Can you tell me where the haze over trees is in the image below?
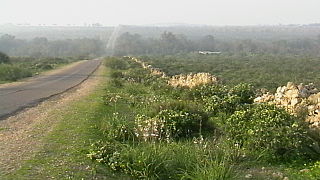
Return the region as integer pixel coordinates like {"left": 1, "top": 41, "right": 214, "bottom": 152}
{"left": 0, "top": 34, "right": 105, "bottom": 58}
{"left": 0, "top": 51, "right": 10, "bottom": 63}
{"left": 108, "top": 24, "right": 320, "bottom": 56}
{"left": 1, "top": 24, "right": 320, "bottom": 57}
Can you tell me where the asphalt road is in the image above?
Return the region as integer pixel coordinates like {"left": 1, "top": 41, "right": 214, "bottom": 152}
{"left": 0, "top": 59, "right": 101, "bottom": 119}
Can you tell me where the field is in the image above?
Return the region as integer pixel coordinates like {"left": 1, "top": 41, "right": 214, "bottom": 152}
{"left": 139, "top": 53, "right": 320, "bottom": 91}
{"left": 86, "top": 57, "right": 320, "bottom": 179}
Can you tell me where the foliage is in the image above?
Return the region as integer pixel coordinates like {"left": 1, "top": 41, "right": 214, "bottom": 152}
{"left": 141, "top": 54, "right": 320, "bottom": 90}
{"left": 105, "top": 57, "right": 129, "bottom": 70}
{"left": 225, "top": 104, "right": 312, "bottom": 160}
{"left": 229, "top": 83, "right": 255, "bottom": 104}
{"left": 191, "top": 83, "right": 254, "bottom": 115}
{"left": 0, "top": 51, "right": 10, "bottom": 64}
{"left": 0, "top": 34, "right": 105, "bottom": 58}
{"left": 0, "top": 64, "right": 32, "bottom": 81}
{"left": 89, "top": 57, "right": 319, "bottom": 179}
{"left": 0, "top": 57, "right": 75, "bottom": 83}
{"left": 135, "top": 109, "right": 206, "bottom": 141}
{"left": 305, "top": 161, "right": 320, "bottom": 179}
{"left": 88, "top": 141, "right": 234, "bottom": 180}
{"left": 110, "top": 26, "right": 320, "bottom": 56}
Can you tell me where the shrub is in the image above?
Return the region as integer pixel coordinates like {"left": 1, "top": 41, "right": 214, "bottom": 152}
{"left": 123, "top": 68, "right": 152, "bottom": 84}
{"left": 156, "top": 109, "right": 203, "bottom": 139}
{"left": 229, "top": 83, "right": 255, "bottom": 104}
{"left": 105, "top": 57, "right": 128, "bottom": 70}
{"left": 190, "top": 84, "right": 228, "bottom": 101}
{"left": 192, "top": 83, "right": 254, "bottom": 115}
{"left": 135, "top": 106, "right": 211, "bottom": 141}
{"left": 110, "top": 71, "right": 124, "bottom": 79}
{"left": 0, "top": 64, "right": 32, "bottom": 81}
{"left": 225, "top": 104, "right": 312, "bottom": 160}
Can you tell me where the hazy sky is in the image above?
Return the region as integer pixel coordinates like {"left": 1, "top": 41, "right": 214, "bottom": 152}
{"left": 1, "top": 0, "right": 319, "bottom": 26}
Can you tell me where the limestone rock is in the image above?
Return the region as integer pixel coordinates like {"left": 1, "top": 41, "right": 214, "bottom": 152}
{"left": 168, "top": 73, "right": 219, "bottom": 88}
{"left": 254, "top": 82, "right": 320, "bottom": 129}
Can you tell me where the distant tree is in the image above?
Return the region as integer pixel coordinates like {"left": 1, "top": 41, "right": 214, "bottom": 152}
{"left": 0, "top": 34, "right": 16, "bottom": 53}
{"left": 199, "top": 35, "right": 215, "bottom": 51}
{"left": 0, "top": 52, "right": 10, "bottom": 63}
{"left": 114, "top": 32, "right": 145, "bottom": 56}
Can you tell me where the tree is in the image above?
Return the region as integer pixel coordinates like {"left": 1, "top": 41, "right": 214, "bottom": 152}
{"left": 0, "top": 52, "right": 10, "bottom": 63}
{"left": 199, "top": 35, "right": 215, "bottom": 51}
{"left": 113, "top": 32, "right": 145, "bottom": 56}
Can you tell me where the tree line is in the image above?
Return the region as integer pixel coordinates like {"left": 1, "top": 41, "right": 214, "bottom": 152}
{"left": 112, "top": 31, "right": 320, "bottom": 56}
{"left": 0, "top": 34, "right": 105, "bottom": 58}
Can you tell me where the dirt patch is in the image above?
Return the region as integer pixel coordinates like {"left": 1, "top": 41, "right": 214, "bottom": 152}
{"left": 0, "top": 64, "right": 105, "bottom": 174}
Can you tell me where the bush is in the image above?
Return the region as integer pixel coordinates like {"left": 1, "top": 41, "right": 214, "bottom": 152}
{"left": 229, "top": 83, "right": 255, "bottom": 104}
{"left": 123, "top": 68, "right": 152, "bottom": 84}
{"left": 158, "top": 109, "right": 204, "bottom": 139}
{"left": 110, "top": 71, "right": 124, "bottom": 79}
{"left": 190, "top": 84, "right": 228, "bottom": 101}
{"left": 225, "top": 104, "right": 312, "bottom": 160}
{"left": 135, "top": 101, "right": 212, "bottom": 141}
{"left": 105, "top": 57, "right": 128, "bottom": 70}
{"left": 192, "top": 83, "right": 255, "bottom": 115}
{"left": 0, "top": 64, "right": 32, "bottom": 81}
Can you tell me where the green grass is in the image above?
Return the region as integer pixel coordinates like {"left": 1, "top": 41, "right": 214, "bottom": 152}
{"left": 3, "top": 57, "right": 319, "bottom": 179}
{"left": 86, "top": 57, "right": 320, "bottom": 180}
{"left": 0, "top": 57, "right": 76, "bottom": 84}
{"left": 1, "top": 69, "right": 130, "bottom": 179}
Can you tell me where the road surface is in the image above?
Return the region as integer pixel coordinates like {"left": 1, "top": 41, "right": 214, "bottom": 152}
{"left": 0, "top": 59, "right": 101, "bottom": 119}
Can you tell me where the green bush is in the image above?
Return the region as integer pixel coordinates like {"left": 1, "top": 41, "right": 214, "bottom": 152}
{"left": 191, "top": 84, "right": 228, "bottom": 100}
{"left": 110, "top": 71, "right": 124, "bottom": 79}
{"left": 191, "top": 83, "right": 254, "bottom": 115}
{"left": 225, "top": 104, "right": 312, "bottom": 160}
{"left": 0, "top": 64, "right": 32, "bottom": 81}
{"left": 156, "top": 109, "right": 204, "bottom": 139}
{"left": 123, "top": 68, "right": 152, "bottom": 84}
{"left": 229, "top": 83, "right": 255, "bottom": 104}
{"left": 105, "top": 57, "right": 129, "bottom": 70}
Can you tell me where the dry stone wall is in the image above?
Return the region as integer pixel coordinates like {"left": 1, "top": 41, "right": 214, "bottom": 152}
{"left": 167, "top": 73, "right": 219, "bottom": 88}
{"left": 254, "top": 82, "right": 320, "bottom": 129}
{"left": 126, "top": 56, "right": 219, "bottom": 88}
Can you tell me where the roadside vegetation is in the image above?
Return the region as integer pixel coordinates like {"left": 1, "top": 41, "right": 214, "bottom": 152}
{"left": 3, "top": 56, "right": 320, "bottom": 179}
{"left": 0, "top": 52, "right": 79, "bottom": 83}
{"left": 1, "top": 66, "right": 129, "bottom": 179}
{"left": 86, "top": 57, "right": 320, "bottom": 179}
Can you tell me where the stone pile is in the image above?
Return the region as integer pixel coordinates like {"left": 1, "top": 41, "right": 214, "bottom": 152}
{"left": 254, "top": 82, "right": 320, "bottom": 128}
{"left": 168, "top": 73, "right": 219, "bottom": 88}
